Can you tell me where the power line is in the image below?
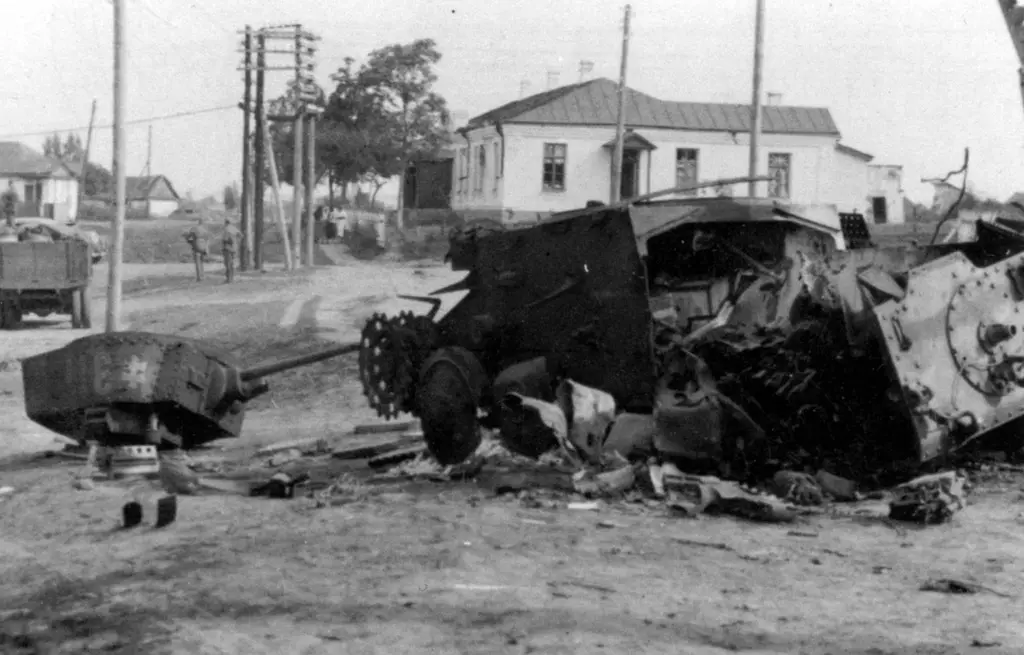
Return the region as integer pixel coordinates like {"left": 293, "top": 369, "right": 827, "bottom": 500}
{"left": 0, "top": 105, "right": 237, "bottom": 140}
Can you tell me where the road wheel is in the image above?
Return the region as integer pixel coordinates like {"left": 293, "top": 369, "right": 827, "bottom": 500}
{"left": 415, "top": 347, "right": 488, "bottom": 465}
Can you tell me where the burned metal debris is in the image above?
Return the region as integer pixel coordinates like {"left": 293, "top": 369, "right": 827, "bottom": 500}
{"left": 21, "top": 192, "right": 1024, "bottom": 502}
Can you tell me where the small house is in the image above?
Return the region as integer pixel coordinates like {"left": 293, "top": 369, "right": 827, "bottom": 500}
{"left": 0, "top": 142, "right": 79, "bottom": 223}
{"left": 125, "top": 175, "right": 181, "bottom": 218}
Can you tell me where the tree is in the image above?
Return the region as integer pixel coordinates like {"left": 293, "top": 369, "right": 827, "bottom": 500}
{"left": 265, "top": 79, "right": 331, "bottom": 188}
{"left": 82, "top": 162, "right": 113, "bottom": 198}
{"left": 42, "top": 133, "right": 63, "bottom": 158}
{"left": 262, "top": 40, "right": 450, "bottom": 205}
{"left": 42, "top": 132, "right": 84, "bottom": 161}
{"left": 357, "top": 38, "right": 450, "bottom": 195}
{"left": 62, "top": 133, "right": 84, "bottom": 161}
{"left": 223, "top": 184, "right": 237, "bottom": 211}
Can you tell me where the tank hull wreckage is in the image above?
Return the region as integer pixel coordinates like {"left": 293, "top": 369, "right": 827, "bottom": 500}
{"left": 20, "top": 190, "right": 1024, "bottom": 481}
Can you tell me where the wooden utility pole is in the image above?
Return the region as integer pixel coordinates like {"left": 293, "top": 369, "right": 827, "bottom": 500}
{"left": 262, "top": 112, "right": 293, "bottom": 270}
{"left": 106, "top": 0, "right": 126, "bottom": 333}
{"left": 253, "top": 32, "right": 266, "bottom": 271}
{"left": 610, "top": 4, "right": 631, "bottom": 204}
{"left": 76, "top": 99, "right": 97, "bottom": 222}
{"left": 240, "top": 25, "right": 253, "bottom": 271}
{"left": 748, "top": 0, "right": 766, "bottom": 197}
{"left": 304, "top": 112, "right": 316, "bottom": 267}
{"left": 291, "top": 24, "right": 304, "bottom": 269}
{"left": 291, "top": 115, "right": 303, "bottom": 269}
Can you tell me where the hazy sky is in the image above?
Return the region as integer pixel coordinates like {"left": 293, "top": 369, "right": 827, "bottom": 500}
{"left": 2, "top": 0, "right": 1021, "bottom": 205}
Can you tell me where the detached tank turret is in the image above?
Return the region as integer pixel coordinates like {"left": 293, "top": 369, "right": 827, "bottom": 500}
{"left": 21, "top": 331, "right": 357, "bottom": 449}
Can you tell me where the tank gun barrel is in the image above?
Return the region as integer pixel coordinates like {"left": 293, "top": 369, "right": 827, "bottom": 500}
{"left": 240, "top": 342, "right": 360, "bottom": 381}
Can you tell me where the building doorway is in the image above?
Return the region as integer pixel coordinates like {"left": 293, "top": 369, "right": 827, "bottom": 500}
{"left": 621, "top": 150, "right": 639, "bottom": 200}
{"left": 872, "top": 196, "right": 888, "bottom": 224}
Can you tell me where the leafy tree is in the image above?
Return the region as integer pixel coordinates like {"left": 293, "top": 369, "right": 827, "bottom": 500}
{"left": 358, "top": 38, "right": 450, "bottom": 173}
{"left": 42, "top": 132, "right": 84, "bottom": 161}
{"left": 62, "top": 133, "right": 84, "bottom": 161}
{"left": 82, "top": 162, "right": 113, "bottom": 198}
{"left": 223, "top": 184, "right": 237, "bottom": 211}
{"left": 42, "top": 133, "right": 63, "bottom": 158}
{"left": 261, "top": 39, "right": 450, "bottom": 207}
{"left": 265, "top": 79, "right": 330, "bottom": 188}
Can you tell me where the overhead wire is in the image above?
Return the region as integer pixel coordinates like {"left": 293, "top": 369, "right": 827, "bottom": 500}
{"left": 0, "top": 105, "right": 238, "bottom": 140}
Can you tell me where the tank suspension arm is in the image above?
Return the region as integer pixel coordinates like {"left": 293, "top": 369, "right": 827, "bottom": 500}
{"left": 240, "top": 342, "right": 360, "bottom": 381}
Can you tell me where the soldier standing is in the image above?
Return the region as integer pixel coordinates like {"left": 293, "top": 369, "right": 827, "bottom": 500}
{"left": 0, "top": 183, "right": 19, "bottom": 242}
{"left": 221, "top": 217, "right": 241, "bottom": 284}
{"left": 182, "top": 217, "right": 209, "bottom": 282}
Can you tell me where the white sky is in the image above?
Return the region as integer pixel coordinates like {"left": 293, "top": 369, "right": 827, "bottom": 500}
{"left": 1, "top": 0, "right": 1021, "bottom": 205}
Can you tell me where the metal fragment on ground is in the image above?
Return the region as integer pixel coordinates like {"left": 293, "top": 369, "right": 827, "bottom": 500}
{"left": 889, "top": 471, "right": 968, "bottom": 524}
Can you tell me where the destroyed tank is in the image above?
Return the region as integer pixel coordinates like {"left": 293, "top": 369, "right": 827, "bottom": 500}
{"left": 357, "top": 196, "right": 1024, "bottom": 479}
{"left": 21, "top": 331, "right": 356, "bottom": 449}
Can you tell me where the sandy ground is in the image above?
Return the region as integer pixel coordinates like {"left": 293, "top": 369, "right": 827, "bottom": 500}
{"left": 1, "top": 253, "right": 1024, "bottom": 654}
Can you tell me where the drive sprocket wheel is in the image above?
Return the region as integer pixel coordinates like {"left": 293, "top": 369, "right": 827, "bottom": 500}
{"left": 416, "top": 347, "right": 488, "bottom": 465}
{"left": 359, "top": 311, "right": 438, "bottom": 419}
{"left": 358, "top": 313, "right": 410, "bottom": 419}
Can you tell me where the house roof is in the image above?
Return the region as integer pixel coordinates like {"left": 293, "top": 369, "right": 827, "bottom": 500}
{"left": 125, "top": 175, "right": 180, "bottom": 201}
{"left": 0, "top": 142, "right": 74, "bottom": 177}
{"left": 468, "top": 78, "right": 840, "bottom": 136}
{"left": 835, "top": 142, "right": 874, "bottom": 162}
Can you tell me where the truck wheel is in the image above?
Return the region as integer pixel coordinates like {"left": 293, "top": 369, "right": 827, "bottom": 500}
{"left": 79, "top": 289, "right": 92, "bottom": 329}
{"left": 71, "top": 289, "right": 85, "bottom": 329}
{"left": 1, "top": 294, "right": 22, "bottom": 330}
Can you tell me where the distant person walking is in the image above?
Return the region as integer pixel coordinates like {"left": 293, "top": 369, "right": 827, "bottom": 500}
{"left": 221, "top": 217, "right": 241, "bottom": 284}
{"left": 182, "top": 217, "right": 209, "bottom": 282}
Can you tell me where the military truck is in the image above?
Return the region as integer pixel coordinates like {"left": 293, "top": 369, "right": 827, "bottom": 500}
{"left": 0, "top": 236, "right": 94, "bottom": 329}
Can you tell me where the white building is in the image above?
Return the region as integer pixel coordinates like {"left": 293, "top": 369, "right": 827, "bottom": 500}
{"left": 0, "top": 142, "right": 79, "bottom": 223}
{"left": 451, "top": 78, "right": 905, "bottom": 224}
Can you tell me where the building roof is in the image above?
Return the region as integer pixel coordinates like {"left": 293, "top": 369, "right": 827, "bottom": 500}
{"left": 835, "top": 142, "right": 874, "bottom": 162}
{"left": 125, "top": 175, "right": 180, "bottom": 201}
{"left": 0, "top": 142, "right": 74, "bottom": 177}
{"left": 468, "top": 78, "right": 840, "bottom": 136}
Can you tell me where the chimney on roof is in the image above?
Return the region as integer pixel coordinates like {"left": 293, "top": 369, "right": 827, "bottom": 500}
{"left": 546, "top": 70, "right": 560, "bottom": 90}
{"left": 766, "top": 92, "right": 782, "bottom": 106}
{"left": 578, "top": 60, "right": 595, "bottom": 83}
{"left": 520, "top": 79, "right": 531, "bottom": 98}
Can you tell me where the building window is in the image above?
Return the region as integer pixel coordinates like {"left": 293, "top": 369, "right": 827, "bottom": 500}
{"left": 492, "top": 141, "right": 500, "bottom": 191}
{"left": 675, "top": 149, "right": 699, "bottom": 194}
{"left": 542, "top": 143, "right": 567, "bottom": 191}
{"left": 768, "top": 153, "right": 791, "bottom": 199}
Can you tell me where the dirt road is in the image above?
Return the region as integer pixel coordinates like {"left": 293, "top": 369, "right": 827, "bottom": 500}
{"left": 1, "top": 259, "right": 1023, "bottom": 654}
